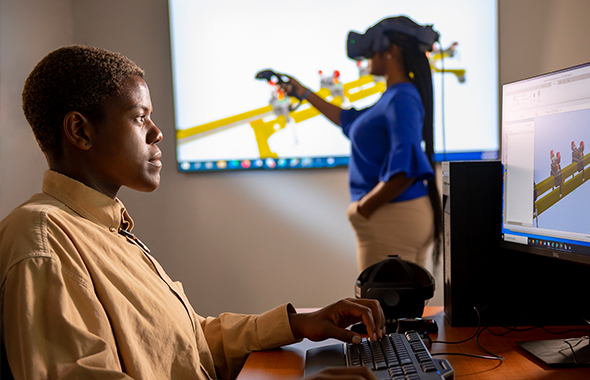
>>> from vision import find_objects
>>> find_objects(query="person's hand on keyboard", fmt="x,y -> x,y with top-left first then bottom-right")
289,298 -> 386,345
302,367 -> 379,380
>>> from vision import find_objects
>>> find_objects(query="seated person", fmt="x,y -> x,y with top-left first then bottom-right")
0,45 -> 385,380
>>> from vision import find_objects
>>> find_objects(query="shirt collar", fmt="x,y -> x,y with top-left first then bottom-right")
42,170 -> 135,232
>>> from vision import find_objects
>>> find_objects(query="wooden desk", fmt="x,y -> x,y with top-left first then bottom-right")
237,306 -> 590,380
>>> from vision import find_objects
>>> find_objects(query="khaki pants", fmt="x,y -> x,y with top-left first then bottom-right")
347,196 -> 434,271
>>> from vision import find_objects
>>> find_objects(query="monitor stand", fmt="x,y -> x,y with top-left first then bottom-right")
518,338 -> 590,367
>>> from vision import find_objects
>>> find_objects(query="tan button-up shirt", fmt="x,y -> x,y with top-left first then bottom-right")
0,171 -> 298,379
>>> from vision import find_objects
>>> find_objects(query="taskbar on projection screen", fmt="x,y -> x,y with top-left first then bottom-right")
177,150 -> 499,172
178,156 -> 349,172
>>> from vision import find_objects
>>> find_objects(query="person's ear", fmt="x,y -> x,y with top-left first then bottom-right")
62,111 -> 92,150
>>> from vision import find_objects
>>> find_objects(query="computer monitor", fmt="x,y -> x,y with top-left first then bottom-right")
501,61 -> 590,266
500,62 -> 590,367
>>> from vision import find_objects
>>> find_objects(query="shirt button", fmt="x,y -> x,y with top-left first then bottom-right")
109,227 -> 116,232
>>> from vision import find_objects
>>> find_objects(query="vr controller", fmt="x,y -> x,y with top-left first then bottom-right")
347,16 -> 439,61
255,69 -> 303,100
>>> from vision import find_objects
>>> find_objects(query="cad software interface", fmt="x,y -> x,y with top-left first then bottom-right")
502,62 -> 590,256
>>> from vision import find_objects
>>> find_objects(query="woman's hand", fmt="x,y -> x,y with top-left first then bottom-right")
272,71 -> 343,126
277,73 -> 309,99
357,173 -> 415,219
289,298 -> 386,344
302,367 -> 379,380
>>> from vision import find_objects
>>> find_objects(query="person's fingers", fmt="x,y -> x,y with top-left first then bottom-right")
282,74 -> 305,95
354,299 -> 386,338
296,298 -> 386,344
276,83 -> 297,98
276,80 -> 302,98
320,321 -> 363,345
339,298 -> 384,340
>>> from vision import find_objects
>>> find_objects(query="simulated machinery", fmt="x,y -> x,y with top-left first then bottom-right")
168,0 -> 499,172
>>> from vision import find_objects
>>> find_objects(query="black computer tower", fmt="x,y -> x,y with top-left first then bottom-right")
443,160 -> 505,326
443,161 -> 590,327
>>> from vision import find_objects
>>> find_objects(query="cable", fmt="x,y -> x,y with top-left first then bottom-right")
434,308 -> 590,365
476,327 -> 505,361
438,40 -> 447,162
543,327 -> 590,335
432,307 -> 481,344
482,314 -> 536,337
431,352 -> 502,361
542,317 -> 590,336
564,336 -> 590,365
485,315 -> 590,337
563,318 -> 590,364
432,306 -> 505,362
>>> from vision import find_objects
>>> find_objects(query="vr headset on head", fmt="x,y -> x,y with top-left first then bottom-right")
347,16 -> 440,60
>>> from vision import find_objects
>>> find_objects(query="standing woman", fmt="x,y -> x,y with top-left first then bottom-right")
281,16 -> 442,271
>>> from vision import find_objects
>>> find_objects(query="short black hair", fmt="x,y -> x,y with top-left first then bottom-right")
22,45 -> 145,157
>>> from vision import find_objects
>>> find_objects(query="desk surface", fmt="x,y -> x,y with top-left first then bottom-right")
237,306 -> 590,380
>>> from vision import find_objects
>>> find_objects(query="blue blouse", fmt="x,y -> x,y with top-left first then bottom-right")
340,82 -> 434,202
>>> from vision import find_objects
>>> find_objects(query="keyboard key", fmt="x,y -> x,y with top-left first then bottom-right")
347,344 -> 361,367
332,332 -> 455,380
421,360 -> 438,372
416,352 -> 431,363
373,368 -> 392,380
399,356 -> 413,365
380,338 -> 399,367
389,366 -> 404,377
402,364 -> 417,374
359,341 -> 374,369
370,341 -> 388,369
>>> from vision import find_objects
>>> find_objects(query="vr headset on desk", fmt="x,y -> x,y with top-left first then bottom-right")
346,16 -> 440,60
355,255 -> 435,320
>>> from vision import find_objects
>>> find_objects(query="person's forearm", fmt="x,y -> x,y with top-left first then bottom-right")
357,173 -> 414,218
304,91 -> 342,126
290,84 -> 342,126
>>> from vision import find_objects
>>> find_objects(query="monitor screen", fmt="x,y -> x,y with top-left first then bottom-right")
501,61 -> 590,265
169,0 -> 499,172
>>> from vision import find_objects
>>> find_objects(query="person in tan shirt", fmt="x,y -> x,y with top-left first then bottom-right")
0,45 -> 384,380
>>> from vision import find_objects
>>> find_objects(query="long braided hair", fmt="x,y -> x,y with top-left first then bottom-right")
387,30 -> 443,264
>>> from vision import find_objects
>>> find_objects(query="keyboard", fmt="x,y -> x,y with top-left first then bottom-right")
304,331 -> 454,380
